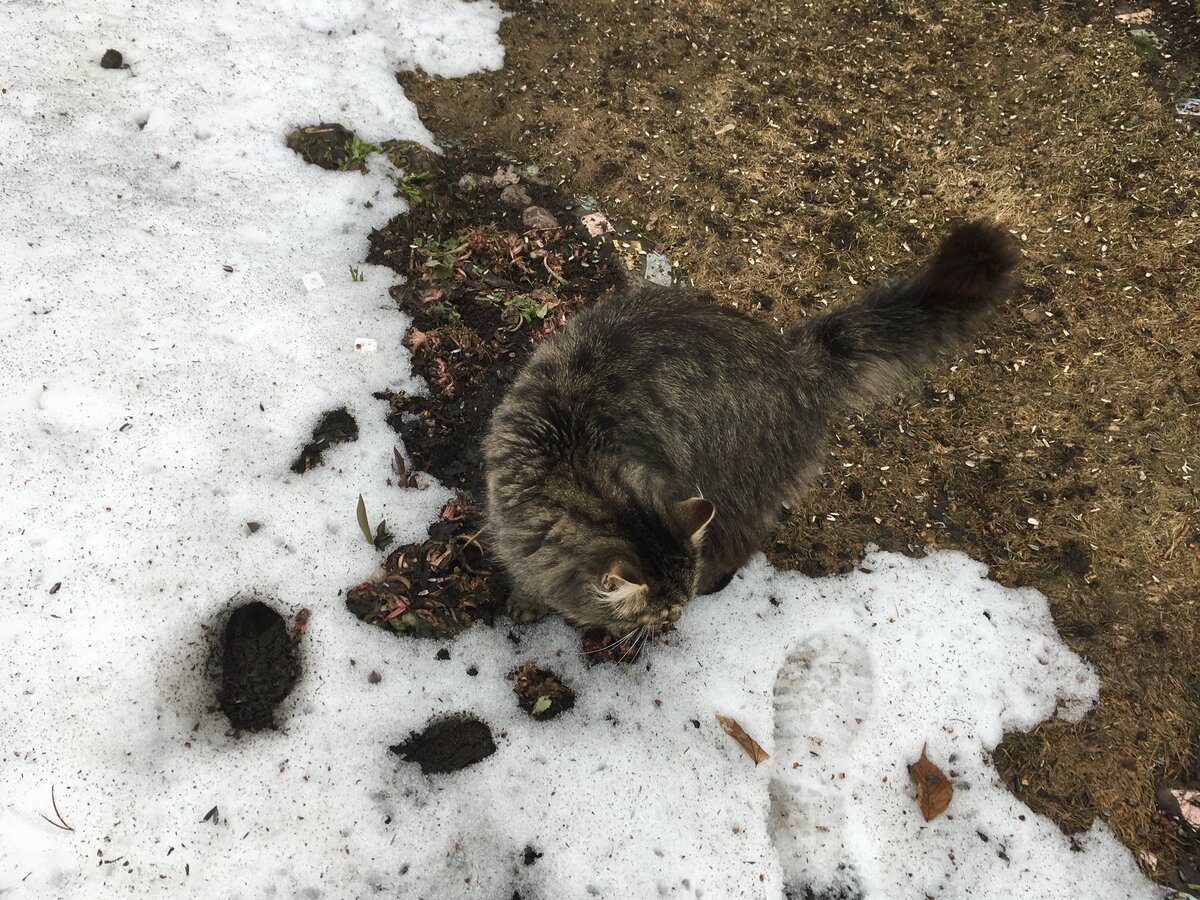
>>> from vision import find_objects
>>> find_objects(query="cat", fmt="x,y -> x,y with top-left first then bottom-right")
482,221 -> 1018,633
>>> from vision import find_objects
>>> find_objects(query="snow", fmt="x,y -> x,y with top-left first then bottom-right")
0,0 -> 1169,897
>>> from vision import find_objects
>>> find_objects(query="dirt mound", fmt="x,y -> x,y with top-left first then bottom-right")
390,714 -> 497,774
218,600 -> 300,731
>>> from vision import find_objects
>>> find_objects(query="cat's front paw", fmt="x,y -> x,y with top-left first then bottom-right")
507,591 -> 551,624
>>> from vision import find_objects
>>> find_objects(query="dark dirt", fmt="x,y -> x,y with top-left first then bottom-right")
99,49 -> 124,70
508,661 -> 576,720
366,145 -> 623,496
522,845 -> 542,866
286,123 -> 365,172
394,0 -> 1199,885
345,494 -> 507,638
290,406 -> 358,474
217,600 -> 300,731
389,714 -> 497,774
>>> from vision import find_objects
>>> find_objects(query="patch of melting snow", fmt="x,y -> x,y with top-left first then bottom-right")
0,0 -> 1174,898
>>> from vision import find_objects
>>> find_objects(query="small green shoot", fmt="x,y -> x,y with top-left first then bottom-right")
356,494 -> 374,544
1128,29 -> 1164,66
393,172 -> 427,206
349,265 -> 364,282
393,447 -> 418,488
531,696 -> 552,716
481,291 -> 556,324
412,235 -> 469,281
341,134 -> 377,169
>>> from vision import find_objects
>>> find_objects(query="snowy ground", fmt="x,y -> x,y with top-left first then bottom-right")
0,1 -> 1172,897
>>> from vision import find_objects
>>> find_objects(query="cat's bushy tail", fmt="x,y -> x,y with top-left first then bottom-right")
791,220 -> 1019,404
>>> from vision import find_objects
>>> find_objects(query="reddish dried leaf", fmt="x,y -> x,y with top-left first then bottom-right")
716,715 -> 770,765
292,608 -> 312,641
379,596 -> 413,622
1173,789 -> 1200,829
404,328 -> 429,352
909,743 -> 953,821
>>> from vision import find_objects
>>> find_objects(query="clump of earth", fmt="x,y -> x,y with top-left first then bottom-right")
508,661 -> 575,719
389,714 -> 497,774
217,599 -> 303,731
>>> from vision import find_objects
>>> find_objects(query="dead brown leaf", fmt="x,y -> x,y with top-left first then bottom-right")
716,714 -> 770,765
404,328 -> 428,352
292,608 -> 311,642
909,743 -> 953,821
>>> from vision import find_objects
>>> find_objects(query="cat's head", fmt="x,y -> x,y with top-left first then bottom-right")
568,496 -> 715,631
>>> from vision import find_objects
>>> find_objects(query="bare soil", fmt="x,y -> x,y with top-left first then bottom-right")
397,0 -> 1199,887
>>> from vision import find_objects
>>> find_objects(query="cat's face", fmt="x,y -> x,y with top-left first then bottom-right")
568,497 -> 715,632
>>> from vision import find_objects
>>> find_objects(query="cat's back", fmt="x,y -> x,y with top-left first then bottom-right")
486,283 -> 796,474
538,283 -> 786,393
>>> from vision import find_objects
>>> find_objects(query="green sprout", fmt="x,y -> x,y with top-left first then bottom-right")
412,235 -> 468,281
340,134 -> 377,170
481,291 -> 556,324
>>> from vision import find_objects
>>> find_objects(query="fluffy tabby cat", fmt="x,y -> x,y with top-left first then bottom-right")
483,221 -> 1018,633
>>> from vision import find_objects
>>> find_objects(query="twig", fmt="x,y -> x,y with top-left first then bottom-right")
39,785 -> 74,832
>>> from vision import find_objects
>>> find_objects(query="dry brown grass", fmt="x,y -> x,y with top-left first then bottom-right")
402,0 -> 1200,885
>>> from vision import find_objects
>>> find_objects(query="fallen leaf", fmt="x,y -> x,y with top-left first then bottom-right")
531,696 -> 552,716
909,743 -> 953,821
716,715 -> 769,765
404,328 -> 428,352
292,608 -> 311,641
1173,789 -> 1200,829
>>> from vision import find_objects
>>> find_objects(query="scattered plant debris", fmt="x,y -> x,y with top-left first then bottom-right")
345,495 -> 505,638
38,785 -> 74,832
508,662 -> 576,719
389,714 -> 496,774
366,145 -> 624,495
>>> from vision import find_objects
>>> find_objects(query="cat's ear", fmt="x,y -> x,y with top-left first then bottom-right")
678,497 -> 716,546
598,560 -> 649,615
602,559 -> 645,592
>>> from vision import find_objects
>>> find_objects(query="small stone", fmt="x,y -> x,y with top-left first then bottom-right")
456,173 -> 480,192
100,49 -> 124,69
435,648 -> 451,661
368,670 -> 382,684
521,206 -> 559,231
500,184 -> 533,208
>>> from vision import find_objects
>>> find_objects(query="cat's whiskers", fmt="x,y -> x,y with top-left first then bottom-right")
586,626 -> 640,655
618,626 -> 647,663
